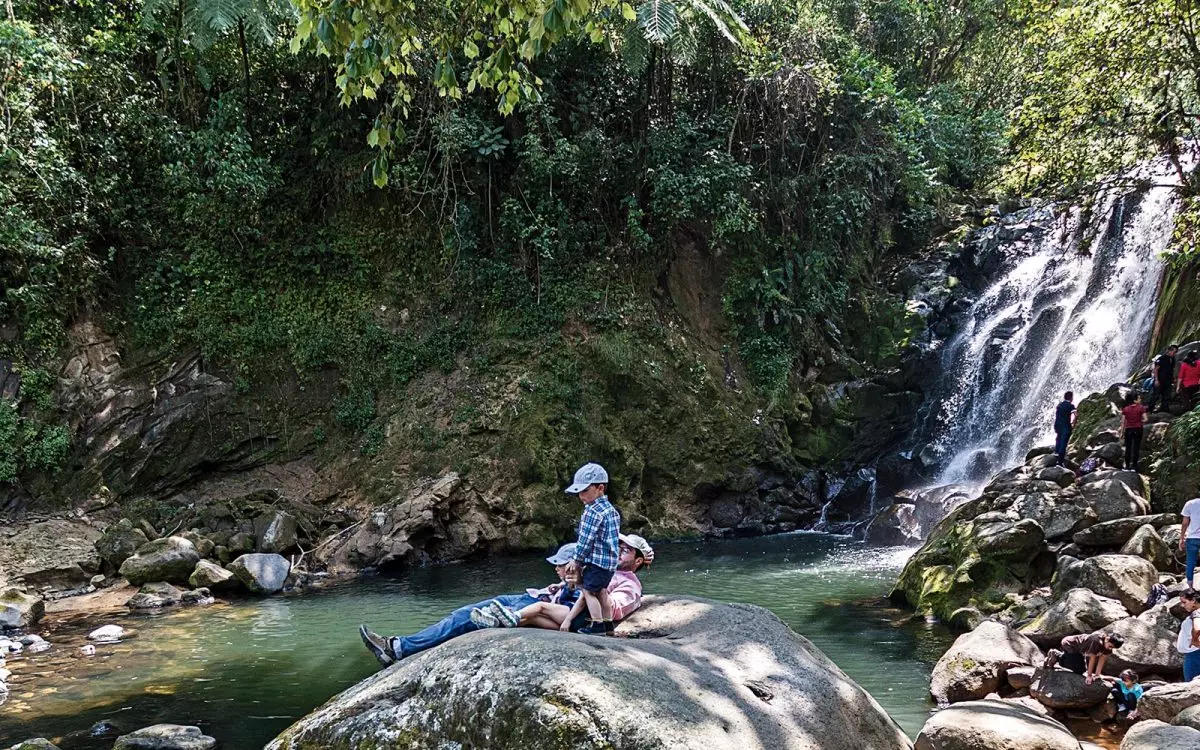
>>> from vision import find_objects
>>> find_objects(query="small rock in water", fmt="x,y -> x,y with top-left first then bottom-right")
25,640 -> 50,653
112,723 -> 217,750
0,666 -> 12,681
180,588 -> 214,606
79,644 -> 97,656
8,739 -> 61,750
90,719 -> 122,736
88,624 -> 128,642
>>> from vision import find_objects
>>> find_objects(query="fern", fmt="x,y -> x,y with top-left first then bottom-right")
684,0 -> 747,45
637,0 -> 679,45
621,21 -> 651,76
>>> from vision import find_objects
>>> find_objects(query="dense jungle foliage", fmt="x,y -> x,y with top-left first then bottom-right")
1,0 -> 1197,486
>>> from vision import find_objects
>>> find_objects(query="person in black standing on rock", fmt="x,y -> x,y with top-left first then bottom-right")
1148,344 -> 1178,412
1053,391 -> 1077,466
1121,392 -> 1148,472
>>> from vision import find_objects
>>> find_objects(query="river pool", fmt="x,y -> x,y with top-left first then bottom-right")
0,534 -> 953,748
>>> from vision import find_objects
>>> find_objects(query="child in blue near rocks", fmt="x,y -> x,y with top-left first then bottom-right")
563,462 -> 621,636
1110,669 -> 1142,722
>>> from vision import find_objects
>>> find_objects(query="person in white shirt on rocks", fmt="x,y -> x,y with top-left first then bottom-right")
1180,496 -> 1200,589
1176,589 -> 1200,682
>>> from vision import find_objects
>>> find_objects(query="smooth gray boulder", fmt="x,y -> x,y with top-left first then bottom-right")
1174,704 -> 1200,730
1136,681 -> 1200,722
0,588 -> 44,628
1106,604 -> 1185,676
1009,493 -> 1095,541
913,698 -> 1082,750
126,582 -> 182,609
1073,514 -> 1181,547
930,621 -> 1043,705
1120,525 -> 1174,571
112,725 -> 216,750
1018,588 -> 1129,646
1053,555 -> 1157,614
1078,478 -> 1150,522
267,596 -> 914,750
87,625 -> 129,642
1035,466 -> 1075,488
1119,720 -> 1200,749
118,537 -> 200,586
228,553 -> 290,594
8,741 -> 62,750
254,511 -> 298,554
1028,667 -> 1110,709
188,560 -> 235,590
865,503 -> 922,546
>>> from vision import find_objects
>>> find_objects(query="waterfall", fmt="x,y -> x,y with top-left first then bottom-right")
918,157 -> 1189,488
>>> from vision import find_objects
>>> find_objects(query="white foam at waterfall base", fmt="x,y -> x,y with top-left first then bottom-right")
924,156 -> 1190,486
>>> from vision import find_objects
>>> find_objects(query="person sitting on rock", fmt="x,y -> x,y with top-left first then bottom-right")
475,534 -> 653,634
1120,392 -> 1148,472
468,543 -> 582,629
357,547 -> 573,667
1176,589 -> 1200,682
1110,669 -> 1143,722
1043,630 -> 1124,684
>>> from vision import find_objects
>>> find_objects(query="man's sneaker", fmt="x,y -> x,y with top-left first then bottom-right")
359,625 -> 396,667
603,619 -> 616,635
1043,648 -> 1062,669
577,619 -> 612,636
470,606 -> 501,628
487,600 -> 520,628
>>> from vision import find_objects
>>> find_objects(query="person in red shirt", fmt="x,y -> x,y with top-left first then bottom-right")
1179,350 -> 1200,410
1121,392 -> 1149,471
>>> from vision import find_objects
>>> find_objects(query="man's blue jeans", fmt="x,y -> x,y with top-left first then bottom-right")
390,593 -> 537,660
1054,428 -> 1071,464
1186,538 -> 1200,586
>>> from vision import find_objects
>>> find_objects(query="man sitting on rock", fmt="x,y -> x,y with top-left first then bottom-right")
357,534 -> 653,667
1044,630 -> 1124,684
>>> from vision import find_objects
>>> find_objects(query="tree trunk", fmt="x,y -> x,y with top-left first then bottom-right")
239,18 -> 252,136
5,0 -> 14,22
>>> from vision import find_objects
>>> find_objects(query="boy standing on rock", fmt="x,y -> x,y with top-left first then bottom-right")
564,462 -> 621,636
1043,630 -> 1124,684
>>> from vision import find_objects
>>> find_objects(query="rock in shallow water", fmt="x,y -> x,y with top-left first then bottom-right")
118,537 -> 200,586
228,553 -> 289,594
112,724 -> 216,750
267,595 -> 914,750
0,588 -> 44,629
913,698 -> 1081,750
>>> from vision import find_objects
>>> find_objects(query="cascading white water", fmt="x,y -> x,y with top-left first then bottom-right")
920,157 -> 1188,487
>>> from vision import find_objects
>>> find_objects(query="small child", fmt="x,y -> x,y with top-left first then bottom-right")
1110,669 -> 1142,722
564,462 -> 621,636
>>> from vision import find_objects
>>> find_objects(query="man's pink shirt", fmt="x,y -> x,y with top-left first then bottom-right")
609,570 -> 643,621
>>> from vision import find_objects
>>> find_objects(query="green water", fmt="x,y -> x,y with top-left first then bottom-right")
0,535 -> 952,749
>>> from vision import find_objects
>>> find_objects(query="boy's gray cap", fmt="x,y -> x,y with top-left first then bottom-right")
565,462 -> 609,494
546,543 -> 577,565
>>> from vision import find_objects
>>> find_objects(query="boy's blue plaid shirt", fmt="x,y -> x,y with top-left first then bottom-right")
574,496 -> 620,570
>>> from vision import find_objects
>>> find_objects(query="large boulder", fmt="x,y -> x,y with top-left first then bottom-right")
913,698 -> 1082,750
227,554 -> 290,594
1017,588 -> 1129,646
95,522 -> 150,573
254,510 -> 299,554
118,537 -> 200,586
930,621 -> 1043,705
1073,514 -> 1180,547
1174,704 -> 1200,730
1028,668 -> 1110,709
0,588 -> 45,628
112,724 -> 216,750
1119,719 -> 1200,749
1053,555 -> 1157,615
188,561 -> 235,591
8,741 -> 62,750
1120,525 -> 1174,571
1136,681 -> 1200,722
266,596 -> 914,750
1078,478 -> 1150,522
1106,604 -> 1185,676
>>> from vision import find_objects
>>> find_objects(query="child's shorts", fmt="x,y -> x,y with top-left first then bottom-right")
581,564 -> 615,593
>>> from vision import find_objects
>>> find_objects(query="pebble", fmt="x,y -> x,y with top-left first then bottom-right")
18,635 -> 46,646
79,645 -> 96,656
26,640 -> 50,653
0,667 -> 11,681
